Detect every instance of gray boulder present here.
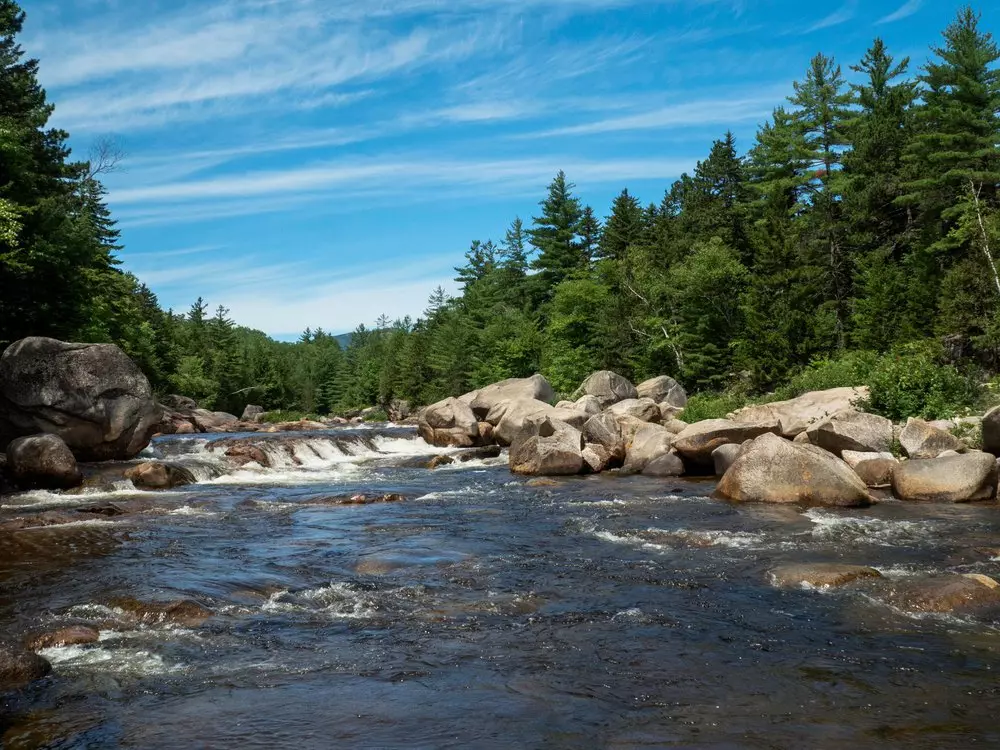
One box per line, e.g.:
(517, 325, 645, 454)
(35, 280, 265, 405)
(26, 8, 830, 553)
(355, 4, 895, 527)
(6, 434, 82, 489)
(509, 418, 584, 476)
(711, 443, 744, 477)
(418, 397, 481, 447)
(642, 451, 685, 477)
(672, 418, 780, 468)
(489, 398, 588, 445)
(623, 423, 675, 474)
(463, 375, 554, 419)
(191, 409, 239, 433)
(582, 412, 626, 465)
(572, 371, 637, 408)
(606, 398, 661, 424)
(0, 337, 162, 461)
(636, 376, 688, 408)
(891, 452, 998, 502)
(241, 405, 265, 423)
(984, 405, 1000, 457)
(574, 395, 604, 416)
(806, 409, 893, 456)
(716, 433, 871, 507)
(899, 417, 964, 459)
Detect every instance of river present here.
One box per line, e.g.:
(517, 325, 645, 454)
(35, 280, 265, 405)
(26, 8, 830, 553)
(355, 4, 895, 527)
(2, 426, 1000, 748)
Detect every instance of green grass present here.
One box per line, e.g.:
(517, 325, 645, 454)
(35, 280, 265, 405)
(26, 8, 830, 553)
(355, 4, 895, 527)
(259, 410, 325, 424)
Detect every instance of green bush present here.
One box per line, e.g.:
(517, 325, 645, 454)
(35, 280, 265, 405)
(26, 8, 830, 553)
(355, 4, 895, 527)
(363, 407, 389, 422)
(774, 351, 878, 400)
(260, 410, 324, 424)
(681, 392, 755, 422)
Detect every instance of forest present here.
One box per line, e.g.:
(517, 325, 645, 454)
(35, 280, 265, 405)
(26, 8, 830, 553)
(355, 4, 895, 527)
(1, 1, 999, 420)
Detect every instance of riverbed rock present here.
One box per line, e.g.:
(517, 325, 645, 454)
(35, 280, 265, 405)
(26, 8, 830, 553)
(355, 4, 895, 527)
(191, 409, 239, 433)
(574, 395, 603, 416)
(716, 433, 871, 507)
(241, 405, 265, 423)
(672, 418, 780, 468)
(225, 444, 270, 468)
(489, 399, 588, 445)
(0, 644, 51, 691)
(636, 376, 688, 408)
(662, 418, 688, 435)
(6, 434, 82, 489)
(464, 375, 554, 418)
(582, 412, 626, 465)
(124, 461, 195, 490)
(729, 387, 868, 438)
(711, 443, 744, 477)
(623, 423, 675, 474)
(109, 597, 213, 627)
(606, 398, 661, 424)
(884, 574, 1000, 615)
(428, 455, 455, 470)
(853, 457, 897, 488)
(891, 452, 998, 502)
(642, 450, 685, 477)
(572, 371, 637, 408)
(899, 417, 965, 459)
(581, 443, 612, 473)
(805, 409, 893, 456)
(509, 418, 584, 476)
(418, 397, 481, 448)
(27, 626, 100, 651)
(770, 563, 882, 589)
(0, 337, 162, 461)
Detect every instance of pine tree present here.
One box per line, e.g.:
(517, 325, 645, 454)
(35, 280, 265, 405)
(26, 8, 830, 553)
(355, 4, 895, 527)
(529, 171, 584, 295)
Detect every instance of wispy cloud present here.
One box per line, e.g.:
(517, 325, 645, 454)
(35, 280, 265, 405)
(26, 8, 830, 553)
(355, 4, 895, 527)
(804, 2, 856, 32)
(876, 0, 922, 25)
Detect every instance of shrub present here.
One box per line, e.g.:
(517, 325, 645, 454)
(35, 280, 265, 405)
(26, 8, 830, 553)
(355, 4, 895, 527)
(363, 407, 389, 422)
(681, 392, 754, 422)
(260, 410, 324, 424)
(773, 351, 878, 400)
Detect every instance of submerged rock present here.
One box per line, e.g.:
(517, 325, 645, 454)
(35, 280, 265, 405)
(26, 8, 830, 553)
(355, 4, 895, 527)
(899, 417, 965, 459)
(0, 643, 51, 691)
(883, 574, 1000, 615)
(891, 452, 998, 502)
(571, 371, 637, 408)
(6, 434, 82, 489)
(428, 455, 455, 470)
(108, 597, 213, 627)
(27, 626, 100, 651)
(125, 461, 195, 490)
(770, 563, 882, 589)
(806, 410, 893, 456)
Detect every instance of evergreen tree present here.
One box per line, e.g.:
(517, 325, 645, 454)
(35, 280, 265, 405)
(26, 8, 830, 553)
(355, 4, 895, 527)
(529, 171, 584, 294)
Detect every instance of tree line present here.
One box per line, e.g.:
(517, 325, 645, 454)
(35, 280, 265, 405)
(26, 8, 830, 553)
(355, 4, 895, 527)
(2, 2, 999, 417)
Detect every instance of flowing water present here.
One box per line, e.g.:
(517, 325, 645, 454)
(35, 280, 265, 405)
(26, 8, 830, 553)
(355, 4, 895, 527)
(3, 427, 1000, 748)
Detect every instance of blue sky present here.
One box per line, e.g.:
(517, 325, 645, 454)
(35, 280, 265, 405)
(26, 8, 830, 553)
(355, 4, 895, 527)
(20, 0, 994, 339)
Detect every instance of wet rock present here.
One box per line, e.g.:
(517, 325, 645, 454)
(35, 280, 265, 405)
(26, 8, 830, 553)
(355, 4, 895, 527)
(891, 452, 998, 502)
(525, 477, 561, 487)
(27, 626, 100, 651)
(77, 502, 128, 517)
(806, 410, 893, 456)
(477, 421, 495, 445)
(884, 574, 1000, 615)
(6, 434, 82, 489)
(636, 375, 688, 408)
(853, 458, 897, 488)
(456, 445, 502, 462)
(716, 433, 871, 507)
(305, 493, 406, 506)
(672, 418, 780, 468)
(0, 511, 85, 531)
(463, 374, 555, 419)
(124, 461, 195, 490)
(428, 455, 455, 470)
(623, 423, 675, 474)
(571, 370, 638, 408)
(641, 450, 685, 477)
(729, 387, 868, 438)
(711, 443, 744, 477)
(418, 397, 481, 448)
(899, 417, 965, 459)
(225, 444, 270, 468)
(174, 421, 196, 435)
(509, 418, 584, 476)
(582, 412, 626, 465)
(0, 643, 51, 690)
(108, 597, 213, 627)
(606, 398, 661, 424)
(0, 337, 162, 461)
(241, 404, 265, 423)
(770, 563, 882, 588)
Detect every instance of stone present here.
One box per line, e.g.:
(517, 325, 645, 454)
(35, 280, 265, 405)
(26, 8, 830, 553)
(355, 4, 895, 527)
(489, 398, 588, 446)
(6, 434, 82, 489)
(582, 412, 626, 465)
(841, 450, 895, 468)
(636, 376, 688, 408)
(428, 455, 455, 470)
(661, 418, 688, 435)
(124, 461, 195, 490)
(240, 405, 265, 423)
(711, 443, 744, 477)
(27, 626, 100, 651)
(574, 395, 603, 416)
(581, 443, 612, 473)
(623, 423, 675, 474)
(606, 398, 661, 424)
(571, 370, 638, 408)
(853, 458, 897, 488)
(642, 450, 685, 477)
(884, 574, 1000, 615)
(672, 418, 780, 467)
(984, 405, 1000, 457)
(387, 399, 412, 421)
(191, 409, 239, 432)
(0, 337, 162, 461)
(174, 421, 196, 435)
(659, 404, 684, 423)
(806, 409, 893, 456)
(729, 387, 869, 438)
(464, 374, 554, 419)
(418, 397, 481, 447)
(715, 433, 872, 507)
(509, 418, 584, 476)
(162, 394, 197, 410)
(0, 644, 51, 690)
(770, 563, 882, 588)
(899, 417, 965, 459)
(225, 444, 270, 468)
(891, 452, 998, 502)
(108, 597, 213, 627)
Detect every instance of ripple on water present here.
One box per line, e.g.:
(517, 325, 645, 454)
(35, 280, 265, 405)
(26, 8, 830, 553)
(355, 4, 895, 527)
(803, 508, 937, 547)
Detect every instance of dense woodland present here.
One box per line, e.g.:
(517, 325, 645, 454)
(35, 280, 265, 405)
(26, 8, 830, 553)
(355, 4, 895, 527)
(2, 1, 1000, 419)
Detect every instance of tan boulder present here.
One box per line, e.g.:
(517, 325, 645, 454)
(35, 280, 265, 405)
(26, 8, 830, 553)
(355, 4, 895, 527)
(711, 442, 745, 477)
(636, 375, 688, 408)
(509, 418, 584, 476)
(417, 397, 481, 447)
(582, 412, 625, 465)
(641, 450, 685, 477)
(125, 461, 195, 490)
(623, 423, 675, 474)
(606, 398, 661, 424)
(891, 452, 998, 502)
(463, 374, 554, 418)
(806, 409, 893, 456)
(489, 398, 588, 445)
(770, 563, 882, 589)
(574, 395, 603, 416)
(581, 443, 612, 473)
(899, 417, 965, 459)
(571, 370, 637, 408)
(883, 574, 1000, 615)
(729, 387, 868, 438)
(672, 418, 780, 467)
(715, 433, 871, 507)
(853, 458, 897, 488)
(662, 418, 688, 435)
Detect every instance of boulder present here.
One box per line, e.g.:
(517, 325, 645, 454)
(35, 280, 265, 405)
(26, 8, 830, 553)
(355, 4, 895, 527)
(464, 375, 554, 419)
(0, 643, 51, 691)
(387, 399, 412, 422)
(672, 418, 780, 467)
(841, 450, 895, 468)
(574, 395, 603, 416)
(659, 404, 684, 423)
(711, 443, 744, 477)
(899, 417, 965, 459)
(581, 443, 612, 474)
(984, 405, 1000, 457)
(853, 458, 897, 488)
(805, 409, 893, 456)
(623, 423, 675, 474)
(489, 398, 588, 446)
(125, 461, 196, 490)
(729, 387, 868, 438)
(27, 626, 100, 651)
(191, 409, 239, 433)
(642, 450, 685, 477)
(770, 563, 882, 589)
(0, 337, 162, 461)
(884, 574, 1000, 615)
(571, 371, 637, 408)
(891, 452, 998, 502)
(418, 397, 481, 448)
(582, 412, 626, 465)
(509, 418, 584, 476)
(636, 376, 688, 408)
(606, 398, 661, 424)
(162, 394, 197, 411)
(240, 405, 265, 423)
(662, 418, 688, 435)
(715, 433, 872, 507)
(6, 434, 82, 489)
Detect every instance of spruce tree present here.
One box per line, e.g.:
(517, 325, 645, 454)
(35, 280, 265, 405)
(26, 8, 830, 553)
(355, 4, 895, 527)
(529, 171, 584, 294)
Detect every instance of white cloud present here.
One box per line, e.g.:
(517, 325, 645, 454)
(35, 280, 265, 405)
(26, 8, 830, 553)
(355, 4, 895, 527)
(804, 2, 856, 33)
(876, 0, 922, 25)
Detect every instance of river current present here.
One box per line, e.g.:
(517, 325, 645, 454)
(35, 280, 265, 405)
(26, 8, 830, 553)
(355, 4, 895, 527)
(3, 426, 1000, 748)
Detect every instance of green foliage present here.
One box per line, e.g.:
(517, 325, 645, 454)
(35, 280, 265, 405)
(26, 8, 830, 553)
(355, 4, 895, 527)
(260, 410, 324, 424)
(681, 392, 755, 423)
(773, 351, 879, 399)
(363, 407, 389, 423)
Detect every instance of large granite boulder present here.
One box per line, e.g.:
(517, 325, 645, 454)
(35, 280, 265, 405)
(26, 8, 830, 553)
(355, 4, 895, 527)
(574, 395, 604, 416)
(883, 574, 1000, 615)
(125, 461, 196, 490)
(716, 433, 872, 507)
(636, 376, 688, 408)
(805, 409, 893, 456)
(672, 418, 780, 468)
(0, 337, 162, 461)
(899, 417, 965, 459)
(711, 443, 744, 477)
(509, 418, 584, 476)
(891, 452, 998, 502)
(488, 399, 588, 445)
(241, 405, 265, 423)
(6, 434, 82, 490)
(418, 397, 481, 447)
(572, 371, 637, 408)
(606, 398, 661, 424)
(729, 387, 868, 438)
(622, 423, 675, 474)
(582, 412, 626, 465)
(462, 375, 554, 419)
(190, 409, 239, 433)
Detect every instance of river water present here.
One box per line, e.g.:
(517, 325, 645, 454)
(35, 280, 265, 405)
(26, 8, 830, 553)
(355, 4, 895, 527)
(2, 426, 1000, 748)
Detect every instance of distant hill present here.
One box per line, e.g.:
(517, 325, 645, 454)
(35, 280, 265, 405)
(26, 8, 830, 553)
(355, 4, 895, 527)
(334, 332, 352, 349)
